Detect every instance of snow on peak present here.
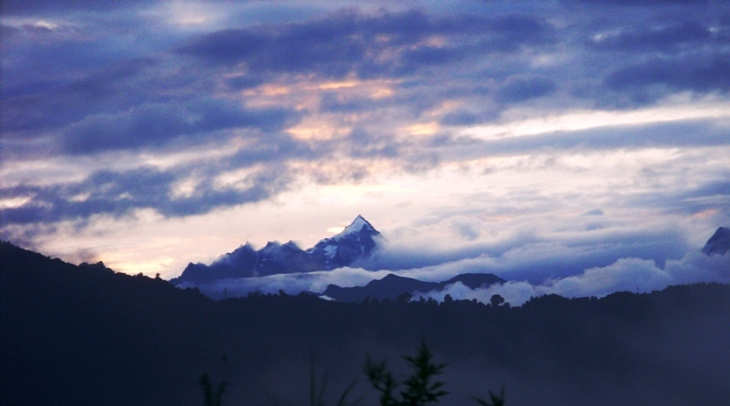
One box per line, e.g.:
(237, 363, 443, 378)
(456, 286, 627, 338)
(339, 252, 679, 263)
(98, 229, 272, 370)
(323, 245, 338, 259)
(336, 215, 373, 238)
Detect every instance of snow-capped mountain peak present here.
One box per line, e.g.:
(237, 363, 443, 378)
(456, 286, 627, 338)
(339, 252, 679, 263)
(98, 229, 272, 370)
(333, 215, 375, 239)
(308, 215, 382, 268)
(173, 215, 384, 285)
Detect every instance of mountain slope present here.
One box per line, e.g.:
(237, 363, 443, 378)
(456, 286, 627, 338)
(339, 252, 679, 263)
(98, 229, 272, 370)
(0, 241, 214, 406)
(307, 215, 382, 269)
(702, 226, 730, 256)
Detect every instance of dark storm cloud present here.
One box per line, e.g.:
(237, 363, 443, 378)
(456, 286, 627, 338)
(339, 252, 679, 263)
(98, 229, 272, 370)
(177, 10, 555, 78)
(476, 14, 556, 51)
(3, 0, 730, 239)
(563, 6, 729, 108)
(690, 180, 730, 199)
(439, 110, 486, 126)
(4, 61, 264, 158)
(627, 177, 730, 218)
(228, 131, 325, 167)
(346, 129, 400, 159)
(1, 0, 137, 16)
(224, 75, 267, 91)
(62, 98, 297, 154)
(588, 21, 713, 52)
(3, 58, 159, 135)
(604, 55, 730, 101)
(593, 0, 708, 4)
(0, 166, 293, 225)
(444, 119, 730, 161)
(2, 10, 148, 82)
(495, 75, 557, 103)
(1, 120, 330, 226)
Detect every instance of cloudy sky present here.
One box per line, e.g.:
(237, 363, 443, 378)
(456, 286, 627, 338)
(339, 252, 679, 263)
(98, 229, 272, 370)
(2, 1, 729, 295)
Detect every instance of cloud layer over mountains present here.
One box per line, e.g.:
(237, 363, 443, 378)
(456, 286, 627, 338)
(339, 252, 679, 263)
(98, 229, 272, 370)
(181, 218, 730, 306)
(1, 0, 729, 281)
(190, 250, 730, 306)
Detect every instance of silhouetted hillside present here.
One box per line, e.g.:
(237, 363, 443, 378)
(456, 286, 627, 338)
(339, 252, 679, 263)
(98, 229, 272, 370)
(322, 273, 505, 302)
(1, 241, 215, 405)
(3, 241, 730, 405)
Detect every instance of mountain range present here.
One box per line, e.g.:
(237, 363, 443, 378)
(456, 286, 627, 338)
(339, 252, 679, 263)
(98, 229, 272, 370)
(172, 215, 509, 301)
(171, 215, 382, 285)
(171, 221, 730, 302)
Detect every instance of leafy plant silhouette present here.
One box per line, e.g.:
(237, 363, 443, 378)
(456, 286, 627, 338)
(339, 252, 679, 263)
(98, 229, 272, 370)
(309, 357, 360, 406)
(363, 339, 449, 406)
(199, 344, 505, 405)
(363, 340, 506, 406)
(200, 356, 227, 406)
(474, 386, 506, 406)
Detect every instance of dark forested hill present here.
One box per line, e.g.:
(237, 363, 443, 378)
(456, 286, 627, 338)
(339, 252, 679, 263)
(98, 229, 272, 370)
(322, 272, 505, 302)
(3, 241, 730, 405)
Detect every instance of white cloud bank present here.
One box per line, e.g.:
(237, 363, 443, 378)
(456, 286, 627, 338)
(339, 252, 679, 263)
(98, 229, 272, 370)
(414, 251, 730, 306)
(178, 267, 393, 298)
(183, 244, 730, 306)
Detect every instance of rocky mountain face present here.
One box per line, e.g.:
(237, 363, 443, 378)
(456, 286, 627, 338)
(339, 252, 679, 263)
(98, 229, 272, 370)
(172, 215, 382, 285)
(702, 227, 730, 256)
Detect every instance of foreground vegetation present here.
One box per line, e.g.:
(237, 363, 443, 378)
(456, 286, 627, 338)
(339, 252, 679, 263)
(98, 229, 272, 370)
(201, 341, 505, 406)
(4, 241, 730, 405)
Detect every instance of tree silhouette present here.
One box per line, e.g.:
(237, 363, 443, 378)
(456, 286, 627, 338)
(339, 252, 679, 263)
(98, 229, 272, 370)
(200, 356, 227, 406)
(474, 386, 506, 406)
(199, 374, 226, 406)
(490, 294, 505, 308)
(364, 339, 448, 406)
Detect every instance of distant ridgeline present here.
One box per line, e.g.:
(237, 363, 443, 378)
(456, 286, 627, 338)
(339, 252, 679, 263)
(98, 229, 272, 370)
(171, 215, 382, 284)
(321, 273, 505, 303)
(171, 220, 730, 301)
(170, 215, 506, 301)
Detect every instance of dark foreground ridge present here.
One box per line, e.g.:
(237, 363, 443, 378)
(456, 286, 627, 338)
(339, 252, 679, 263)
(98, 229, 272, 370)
(3, 241, 730, 405)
